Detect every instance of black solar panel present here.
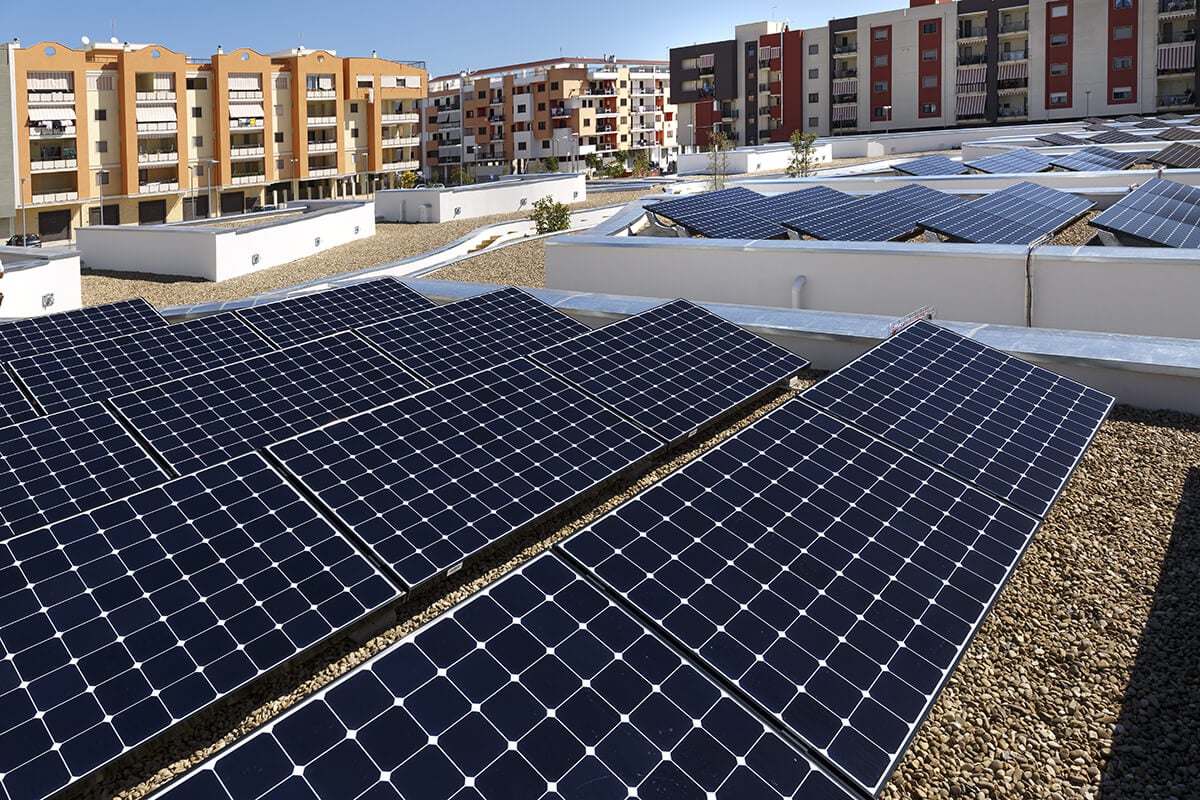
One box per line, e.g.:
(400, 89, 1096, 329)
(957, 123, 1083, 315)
(0, 402, 166, 541)
(734, 186, 856, 223)
(1160, 112, 1186, 120)
(149, 553, 855, 800)
(1034, 133, 1087, 147)
(268, 359, 663, 590)
(920, 182, 1094, 244)
(1135, 118, 1169, 128)
(235, 278, 434, 349)
(109, 332, 426, 476)
(644, 187, 763, 221)
(801, 320, 1115, 518)
(532, 299, 809, 442)
(664, 205, 789, 240)
(1090, 177, 1200, 247)
(0, 298, 166, 363)
(0, 369, 38, 427)
(1155, 126, 1200, 141)
(1147, 141, 1200, 168)
(787, 184, 965, 242)
(0, 452, 400, 800)
(1090, 130, 1146, 145)
(9, 313, 276, 414)
(356, 287, 587, 386)
(1049, 146, 1144, 172)
(893, 154, 969, 176)
(560, 399, 1043, 796)
(964, 149, 1053, 174)
(1117, 114, 1143, 122)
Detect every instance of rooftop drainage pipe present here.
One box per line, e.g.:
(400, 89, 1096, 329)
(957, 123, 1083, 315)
(1025, 231, 1054, 327)
(791, 275, 807, 309)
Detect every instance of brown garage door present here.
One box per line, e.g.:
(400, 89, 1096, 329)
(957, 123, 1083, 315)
(138, 199, 167, 226)
(88, 204, 120, 226)
(220, 192, 245, 215)
(38, 210, 72, 242)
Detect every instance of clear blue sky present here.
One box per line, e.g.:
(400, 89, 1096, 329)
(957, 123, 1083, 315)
(5, 0, 894, 78)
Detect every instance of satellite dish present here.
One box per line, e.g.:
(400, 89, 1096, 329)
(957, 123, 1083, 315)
(81, 35, 90, 45)
(110, 36, 118, 44)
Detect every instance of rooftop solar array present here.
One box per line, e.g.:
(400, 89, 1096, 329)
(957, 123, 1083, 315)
(149, 553, 854, 800)
(0, 403, 165, 541)
(964, 149, 1053, 174)
(531, 299, 809, 442)
(1116, 114, 1143, 123)
(643, 187, 763, 220)
(1049, 146, 1145, 172)
(268, 359, 664, 590)
(801, 320, 1115, 518)
(893, 154, 970, 176)
(0, 370, 38, 428)
(0, 298, 166, 363)
(356, 287, 587, 386)
(1146, 141, 1200, 168)
(9, 313, 276, 414)
(734, 186, 856, 223)
(109, 332, 426, 476)
(919, 181, 1094, 245)
(1135, 118, 1170, 128)
(0, 453, 401, 800)
(787, 184, 965, 242)
(1155, 126, 1200, 142)
(1034, 133, 1088, 147)
(560, 399, 1043, 796)
(1089, 130, 1146, 145)
(664, 205, 790, 240)
(1090, 177, 1200, 248)
(235, 279, 435, 348)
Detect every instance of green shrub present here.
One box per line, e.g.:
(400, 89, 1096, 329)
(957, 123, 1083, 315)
(399, 171, 419, 189)
(541, 156, 560, 173)
(529, 196, 571, 234)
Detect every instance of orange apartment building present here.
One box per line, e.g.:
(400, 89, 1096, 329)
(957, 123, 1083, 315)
(1, 39, 424, 242)
(422, 57, 676, 181)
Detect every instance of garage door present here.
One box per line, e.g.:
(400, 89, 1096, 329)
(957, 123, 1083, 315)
(184, 196, 209, 220)
(220, 192, 245, 215)
(138, 199, 167, 226)
(88, 204, 120, 226)
(38, 210, 72, 242)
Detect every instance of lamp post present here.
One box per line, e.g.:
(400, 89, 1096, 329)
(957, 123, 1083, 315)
(358, 152, 369, 197)
(19, 177, 28, 239)
(290, 157, 300, 204)
(202, 158, 218, 217)
(687, 122, 694, 154)
(884, 104, 892, 135)
(1085, 89, 1091, 118)
(95, 168, 110, 225)
(458, 71, 468, 186)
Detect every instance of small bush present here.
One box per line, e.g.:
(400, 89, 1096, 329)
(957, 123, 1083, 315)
(530, 197, 571, 234)
(399, 171, 419, 189)
(541, 156, 560, 173)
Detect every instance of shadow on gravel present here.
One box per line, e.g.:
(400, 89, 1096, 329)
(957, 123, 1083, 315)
(1099, 467, 1200, 800)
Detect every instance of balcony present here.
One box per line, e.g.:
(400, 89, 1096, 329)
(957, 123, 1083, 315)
(833, 70, 858, 79)
(136, 91, 176, 102)
(958, 54, 988, 65)
(383, 159, 420, 171)
(307, 89, 337, 100)
(958, 28, 988, 41)
(137, 151, 179, 165)
(833, 44, 858, 55)
(382, 112, 419, 124)
(27, 91, 75, 105)
(999, 21, 1029, 34)
(230, 174, 265, 186)
(998, 108, 1027, 118)
(306, 116, 337, 127)
(551, 107, 570, 118)
(1160, 0, 1196, 12)
(489, 95, 505, 105)
(30, 158, 77, 173)
(228, 89, 264, 100)
(382, 135, 420, 147)
(138, 181, 179, 194)
(307, 140, 337, 153)
(31, 190, 79, 204)
(1159, 93, 1196, 106)
(308, 167, 337, 177)
(999, 50, 1027, 61)
(137, 122, 178, 135)
(29, 125, 76, 139)
(489, 114, 505, 123)
(1159, 30, 1197, 42)
(229, 145, 265, 159)
(596, 108, 618, 117)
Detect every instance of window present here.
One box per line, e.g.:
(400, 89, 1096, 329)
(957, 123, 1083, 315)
(478, 127, 486, 135)
(541, 140, 549, 148)
(96, 170, 109, 184)
(1049, 91, 1068, 105)
(809, 116, 819, 127)
(1113, 86, 1132, 100)
(186, 77, 207, 90)
(922, 102, 938, 114)
(350, 102, 359, 112)
(276, 158, 284, 170)
(274, 131, 284, 143)
(517, 103, 526, 112)
(1113, 55, 1133, 69)
(518, 141, 527, 150)
(619, 98, 627, 106)
(808, 92, 819, 102)
(466, 109, 474, 118)
(537, 102, 545, 111)
(1114, 0, 1132, 6)
(537, 83, 545, 92)
(808, 43, 819, 54)
(477, 90, 486, 99)
(1113, 25, 1133, 39)
(192, 106, 203, 118)
(193, 135, 203, 147)
(551, 81, 559, 90)
(97, 140, 108, 153)
(351, 127, 359, 138)
(873, 106, 889, 118)
(874, 54, 889, 67)
(1050, 62, 1069, 75)
(94, 109, 107, 121)
(922, 75, 938, 88)
(1050, 3, 1069, 16)
(1050, 33, 1068, 46)
(357, 78, 372, 88)
(923, 48, 938, 61)
(874, 28, 889, 40)
(809, 68, 819, 79)
(619, 80, 627, 88)
(538, 121, 546, 129)
(584, 118, 592, 127)
(922, 21, 938, 34)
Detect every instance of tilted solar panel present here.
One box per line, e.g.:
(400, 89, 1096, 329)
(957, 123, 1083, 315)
(920, 182, 1094, 244)
(665, 205, 789, 240)
(1135, 118, 1169, 128)
(964, 149, 1053, 174)
(356, 286, 587, 386)
(893, 154, 969, 176)
(560, 399, 1043, 796)
(148, 553, 855, 800)
(9, 313, 276, 414)
(734, 186, 857, 222)
(1090, 177, 1200, 247)
(1155, 126, 1200, 142)
(801, 320, 1115, 518)
(0, 298, 166, 363)
(643, 187, 764, 221)
(268, 359, 663, 590)
(0, 402, 166, 541)
(1116, 114, 1144, 122)
(532, 299, 809, 442)
(1146, 141, 1200, 168)
(109, 332, 426, 476)
(0, 369, 38, 427)
(1089, 130, 1146, 144)
(1049, 146, 1144, 172)
(0, 453, 400, 800)
(1034, 133, 1088, 147)
(235, 278, 435, 348)
(787, 185, 966, 241)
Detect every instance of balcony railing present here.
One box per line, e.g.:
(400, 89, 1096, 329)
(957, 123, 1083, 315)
(1160, 0, 1196, 12)
(306, 116, 337, 127)
(958, 54, 988, 65)
(30, 158, 78, 172)
(27, 91, 75, 105)
(28, 125, 76, 138)
(32, 190, 79, 204)
(229, 146, 265, 158)
(551, 107, 570, 117)
(382, 112, 419, 124)
(489, 95, 504, 105)
(999, 50, 1027, 61)
(136, 91, 176, 102)
(307, 141, 337, 153)
(306, 89, 337, 100)
(382, 159, 420, 171)
(230, 174, 265, 185)
(308, 167, 337, 177)
(137, 151, 179, 164)
(998, 108, 1027, 118)
(137, 122, 178, 135)
(999, 21, 1029, 33)
(489, 114, 505, 123)
(229, 90, 264, 100)
(833, 70, 858, 79)
(1158, 93, 1196, 106)
(383, 136, 420, 147)
(1159, 30, 1197, 42)
(833, 43, 858, 54)
(958, 28, 988, 39)
(229, 118, 264, 129)
(138, 181, 179, 194)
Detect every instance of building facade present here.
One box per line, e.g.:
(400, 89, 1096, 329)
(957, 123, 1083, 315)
(422, 58, 676, 181)
(670, 0, 1197, 144)
(1, 40, 424, 241)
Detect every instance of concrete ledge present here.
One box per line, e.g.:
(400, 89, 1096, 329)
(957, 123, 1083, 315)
(375, 173, 586, 223)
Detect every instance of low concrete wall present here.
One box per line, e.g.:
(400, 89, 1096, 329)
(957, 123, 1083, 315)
(74, 201, 374, 281)
(677, 143, 834, 176)
(375, 173, 586, 223)
(0, 246, 82, 317)
(733, 170, 1196, 197)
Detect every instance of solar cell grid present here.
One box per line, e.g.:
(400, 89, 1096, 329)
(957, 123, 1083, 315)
(0, 369, 38, 428)
(643, 187, 763, 221)
(532, 299, 809, 442)
(148, 553, 855, 800)
(0, 453, 400, 800)
(0, 403, 166, 541)
(892, 155, 969, 176)
(801, 320, 1114, 517)
(1090, 130, 1145, 144)
(920, 182, 1094, 244)
(0, 298, 166, 364)
(1135, 119, 1170, 128)
(9, 313, 276, 414)
(785, 185, 963, 242)
(356, 286, 587, 386)
(1049, 146, 1144, 172)
(1155, 126, 1200, 142)
(1147, 141, 1200, 168)
(560, 399, 1042, 796)
(665, 205, 789, 240)
(1090, 178, 1200, 247)
(1034, 133, 1087, 147)
(268, 358, 664, 590)
(964, 149, 1053, 174)
(733, 186, 856, 223)
(235, 278, 434, 349)
(109, 332, 426, 476)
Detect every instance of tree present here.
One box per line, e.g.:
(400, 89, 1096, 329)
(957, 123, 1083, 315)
(786, 130, 820, 178)
(585, 152, 603, 173)
(707, 129, 733, 191)
(611, 149, 630, 169)
(450, 166, 474, 186)
(631, 150, 651, 177)
(541, 156, 560, 173)
(529, 196, 571, 234)
(399, 171, 419, 189)
(602, 159, 626, 178)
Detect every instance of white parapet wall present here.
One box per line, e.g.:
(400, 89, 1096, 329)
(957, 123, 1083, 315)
(375, 173, 586, 223)
(74, 201, 375, 282)
(0, 246, 83, 317)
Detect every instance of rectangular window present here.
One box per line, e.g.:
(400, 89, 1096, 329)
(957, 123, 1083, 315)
(537, 83, 545, 92)
(276, 158, 284, 170)
(874, 55, 889, 67)
(97, 140, 108, 153)
(542, 140, 550, 148)
(357, 79, 372, 88)
(874, 28, 889, 40)
(874, 81, 888, 92)
(94, 109, 107, 121)
(873, 106, 887, 118)
(584, 119, 592, 127)
(192, 106, 203, 118)
(923, 49, 938, 61)
(350, 102, 358, 112)
(1113, 25, 1133, 39)
(538, 121, 546, 129)
(808, 43, 819, 54)
(1113, 86, 1132, 100)
(96, 170, 109, 184)
(351, 128, 359, 138)
(809, 68, 819, 78)
(537, 102, 545, 111)
(477, 90, 486, 99)
(551, 81, 559, 90)
(922, 75, 937, 88)
(922, 103, 938, 113)
(808, 92, 819, 102)
(1113, 56, 1132, 69)
(809, 116, 819, 127)
(193, 135, 203, 147)
(518, 141, 527, 150)
(478, 127, 486, 135)
(274, 131, 284, 143)
(1050, 33, 1068, 46)
(922, 21, 938, 34)
(1050, 3, 1069, 16)
(1049, 91, 1068, 105)
(466, 109, 474, 118)
(1050, 62, 1069, 75)
(186, 77, 207, 90)
(1114, 0, 1132, 5)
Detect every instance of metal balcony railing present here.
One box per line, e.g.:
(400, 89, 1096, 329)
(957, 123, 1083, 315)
(999, 21, 1029, 33)
(1158, 30, 1197, 42)
(833, 43, 858, 54)
(999, 50, 1027, 61)
(958, 54, 988, 65)
(958, 27, 988, 39)
(1160, 0, 1196, 12)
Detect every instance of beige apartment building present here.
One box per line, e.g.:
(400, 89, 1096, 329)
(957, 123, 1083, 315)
(0, 39, 425, 242)
(423, 57, 676, 181)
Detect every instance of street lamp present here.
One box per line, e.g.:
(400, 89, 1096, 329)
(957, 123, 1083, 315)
(202, 158, 218, 217)
(357, 152, 369, 197)
(95, 169, 110, 225)
(1085, 89, 1091, 118)
(290, 157, 300, 204)
(883, 104, 892, 135)
(458, 71, 468, 186)
(19, 177, 28, 240)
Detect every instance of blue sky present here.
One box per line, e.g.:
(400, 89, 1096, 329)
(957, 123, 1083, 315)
(5, 0, 893, 78)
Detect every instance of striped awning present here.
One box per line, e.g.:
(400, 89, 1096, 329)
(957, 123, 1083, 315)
(832, 104, 857, 121)
(28, 106, 76, 121)
(956, 94, 986, 116)
(998, 61, 1027, 80)
(832, 78, 857, 94)
(229, 103, 266, 118)
(1158, 43, 1195, 71)
(957, 65, 986, 85)
(135, 105, 177, 122)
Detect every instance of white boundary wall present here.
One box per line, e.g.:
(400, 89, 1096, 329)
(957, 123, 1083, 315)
(74, 202, 374, 281)
(375, 174, 586, 223)
(0, 247, 82, 317)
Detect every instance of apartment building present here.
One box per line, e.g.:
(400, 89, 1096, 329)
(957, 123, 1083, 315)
(670, 0, 1198, 143)
(1, 40, 424, 242)
(422, 57, 676, 181)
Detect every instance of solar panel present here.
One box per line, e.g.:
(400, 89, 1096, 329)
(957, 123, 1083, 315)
(1117, 114, 1143, 122)
(0, 298, 166, 363)
(1034, 133, 1087, 147)
(1135, 118, 1170, 128)
(643, 187, 764, 221)
(787, 184, 965, 242)
(801, 320, 1115, 518)
(148, 553, 855, 800)
(0, 402, 166, 541)
(964, 149, 1053, 174)
(1090, 177, 1200, 248)
(733, 186, 857, 223)
(268, 359, 663, 591)
(109, 332, 426, 476)
(1155, 126, 1200, 141)
(235, 278, 435, 349)
(1049, 146, 1145, 172)
(356, 287, 587, 386)
(0, 452, 400, 800)
(532, 299, 809, 443)
(0, 369, 38, 428)
(920, 182, 1094, 245)
(1089, 130, 1146, 144)
(1147, 141, 1200, 168)
(664, 205, 789, 240)
(893, 154, 969, 176)
(9, 313, 276, 414)
(559, 399, 1043, 796)
(1160, 112, 1186, 120)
